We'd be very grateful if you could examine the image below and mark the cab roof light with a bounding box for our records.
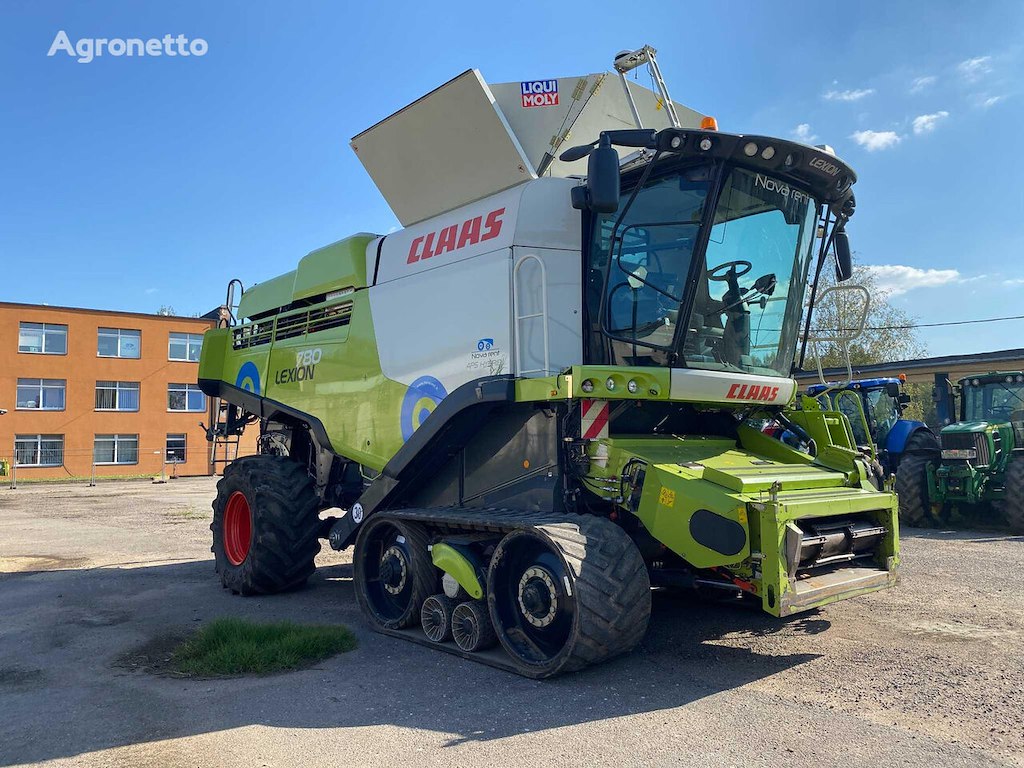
[700,116,719,131]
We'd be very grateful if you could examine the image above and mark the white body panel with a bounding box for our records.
[351,68,704,226]
[669,368,797,406]
[368,177,582,391]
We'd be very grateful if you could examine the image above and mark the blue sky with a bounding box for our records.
[1,0,1022,356]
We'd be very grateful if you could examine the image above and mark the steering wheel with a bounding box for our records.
[989,405,1014,421]
[708,260,753,281]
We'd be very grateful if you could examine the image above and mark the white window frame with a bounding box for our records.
[94,381,141,412]
[97,327,141,359]
[14,434,64,467]
[18,322,68,355]
[168,332,204,362]
[166,433,187,463]
[93,434,140,465]
[168,382,206,412]
[16,379,66,411]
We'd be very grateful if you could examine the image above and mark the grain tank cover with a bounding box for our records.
[350,68,705,227]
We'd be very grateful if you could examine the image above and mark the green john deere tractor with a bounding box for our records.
[896,371,1024,532]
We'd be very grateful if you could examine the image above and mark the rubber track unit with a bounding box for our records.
[367,508,651,678]
[212,455,321,595]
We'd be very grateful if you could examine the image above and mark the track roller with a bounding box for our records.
[420,594,457,642]
[452,600,496,652]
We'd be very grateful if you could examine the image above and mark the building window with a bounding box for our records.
[95,381,140,411]
[169,332,204,362]
[14,435,64,467]
[94,434,139,465]
[16,379,66,410]
[97,328,141,358]
[168,383,206,412]
[166,433,187,463]
[18,322,68,355]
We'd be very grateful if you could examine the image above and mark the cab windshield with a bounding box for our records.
[962,378,1024,422]
[588,163,819,377]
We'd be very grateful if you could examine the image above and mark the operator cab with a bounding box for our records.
[572,128,857,382]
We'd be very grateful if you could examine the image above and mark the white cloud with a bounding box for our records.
[791,123,817,143]
[144,287,158,295]
[863,265,963,296]
[850,129,902,151]
[981,95,1005,109]
[912,110,950,134]
[823,87,875,102]
[910,75,937,93]
[958,56,992,82]
[1003,278,1024,286]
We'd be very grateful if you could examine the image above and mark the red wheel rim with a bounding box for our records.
[223,491,252,566]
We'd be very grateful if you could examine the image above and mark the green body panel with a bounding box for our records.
[430,542,484,599]
[292,234,376,301]
[514,366,672,402]
[594,430,898,616]
[258,293,407,469]
[237,271,296,321]
[236,234,376,321]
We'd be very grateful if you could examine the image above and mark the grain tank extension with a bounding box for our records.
[198,46,899,677]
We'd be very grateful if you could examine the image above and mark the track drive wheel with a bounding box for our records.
[211,455,321,595]
[354,516,436,630]
[487,515,651,678]
[1003,459,1024,534]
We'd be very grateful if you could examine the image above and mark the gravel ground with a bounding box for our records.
[0,477,1022,767]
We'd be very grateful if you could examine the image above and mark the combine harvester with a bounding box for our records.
[198,46,900,677]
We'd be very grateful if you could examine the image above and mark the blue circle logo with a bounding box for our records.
[236,361,261,395]
[400,376,447,441]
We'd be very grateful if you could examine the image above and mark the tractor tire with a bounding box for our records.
[211,455,322,595]
[1002,459,1024,534]
[487,515,651,678]
[354,516,437,630]
[895,451,934,528]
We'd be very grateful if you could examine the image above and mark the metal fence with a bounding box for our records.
[2,446,220,490]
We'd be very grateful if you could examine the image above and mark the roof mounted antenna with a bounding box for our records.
[613,45,681,130]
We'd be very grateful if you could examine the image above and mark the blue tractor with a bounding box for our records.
[805,378,940,525]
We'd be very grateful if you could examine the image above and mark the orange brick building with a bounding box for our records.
[0,302,256,481]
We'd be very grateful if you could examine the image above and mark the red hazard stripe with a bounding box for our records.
[582,402,609,440]
[581,398,600,419]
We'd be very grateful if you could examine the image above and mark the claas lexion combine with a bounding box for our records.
[197,47,899,677]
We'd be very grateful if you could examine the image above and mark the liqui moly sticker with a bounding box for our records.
[521,80,559,108]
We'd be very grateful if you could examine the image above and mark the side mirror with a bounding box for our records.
[586,139,621,213]
[885,381,901,397]
[834,230,853,282]
[898,393,912,406]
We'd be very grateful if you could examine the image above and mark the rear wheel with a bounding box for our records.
[354,516,436,630]
[1003,459,1024,534]
[487,516,651,677]
[211,455,321,595]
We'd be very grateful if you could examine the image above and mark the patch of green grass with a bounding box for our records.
[171,618,357,677]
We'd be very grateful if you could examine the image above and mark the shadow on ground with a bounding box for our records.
[0,558,823,765]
